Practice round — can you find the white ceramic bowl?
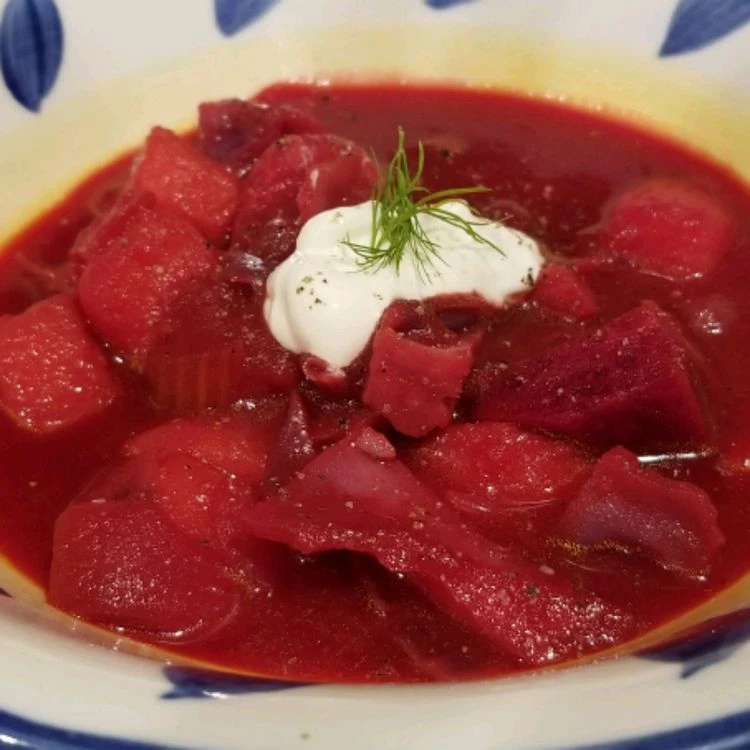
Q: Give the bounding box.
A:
[0,1,749,747]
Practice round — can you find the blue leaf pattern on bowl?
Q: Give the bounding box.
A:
[214,0,280,36]
[425,0,479,8]
[0,0,62,112]
[660,0,750,56]
[638,607,750,678]
[161,665,308,699]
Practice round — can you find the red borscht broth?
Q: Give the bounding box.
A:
[0,83,749,683]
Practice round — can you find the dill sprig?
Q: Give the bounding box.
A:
[342,128,503,279]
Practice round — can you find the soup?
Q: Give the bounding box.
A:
[0,83,749,683]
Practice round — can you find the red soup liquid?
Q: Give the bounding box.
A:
[0,83,749,683]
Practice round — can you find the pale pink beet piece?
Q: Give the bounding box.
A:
[532,265,599,320]
[77,205,218,368]
[129,127,240,244]
[559,446,724,571]
[363,301,480,437]
[600,179,736,280]
[49,497,241,639]
[0,294,119,433]
[476,301,712,453]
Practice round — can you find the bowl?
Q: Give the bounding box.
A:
[0,1,749,748]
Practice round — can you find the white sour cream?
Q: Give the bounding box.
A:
[263,200,543,368]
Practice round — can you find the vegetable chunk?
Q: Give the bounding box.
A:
[476,302,711,453]
[559,446,724,571]
[49,498,241,639]
[363,301,480,437]
[600,179,736,280]
[0,295,118,433]
[532,265,599,320]
[130,127,240,244]
[77,205,218,367]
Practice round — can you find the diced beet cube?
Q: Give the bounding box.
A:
[559,446,724,571]
[77,205,218,367]
[0,295,118,433]
[405,423,591,526]
[198,99,324,174]
[233,134,377,269]
[49,497,241,639]
[476,302,712,453]
[144,282,298,412]
[532,265,599,320]
[417,555,635,666]
[245,427,501,573]
[600,179,736,280]
[129,127,240,244]
[363,301,480,437]
[125,414,272,485]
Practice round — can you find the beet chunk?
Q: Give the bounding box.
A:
[77,205,218,368]
[0,295,118,433]
[363,301,481,437]
[600,179,736,280]
[405,422,591,526]
[233,134,377,268]
[417,555,635,667]
[559,446,724,571]
[476,301,711,453]
[49,497,241,640]
[198,99,324,174]
[129,127,240,244]
[532,264,599,320]
[125,413,273,485]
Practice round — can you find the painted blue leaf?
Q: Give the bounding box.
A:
[214,0,280,36]
[660,0,750,56]
[425,0,479,8]
[638,607,750,678]
[161,665,308,699]
[0,0,63,112]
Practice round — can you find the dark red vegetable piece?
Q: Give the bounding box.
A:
[49,497,241,641]
[198,99,324,174]
[363,301,481,437]
[77,205,217,368]
[532,264,599,320]
[600,179,736,280]
[129,127,240,244]
[232,134,377,268]
[263,391,317,488]
[559,446,724,571]
[476,301,712,453]
[0,294,119,433]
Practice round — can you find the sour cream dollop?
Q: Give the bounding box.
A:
[263,200,544,368]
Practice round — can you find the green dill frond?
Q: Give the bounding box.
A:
[341,128,504,280]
